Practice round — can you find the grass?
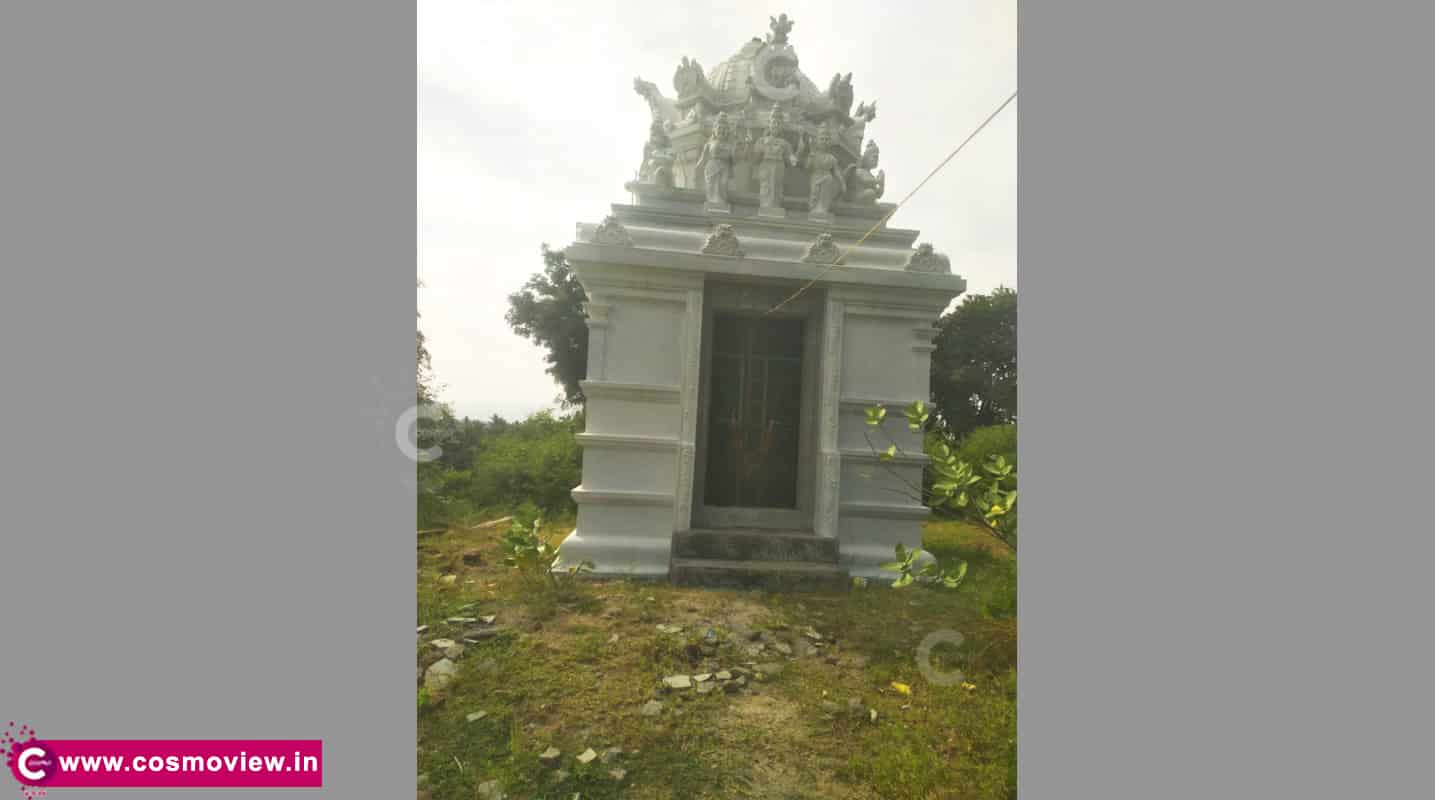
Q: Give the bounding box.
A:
[417,516,1015,799]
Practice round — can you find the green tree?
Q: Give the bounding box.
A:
[506,245,589,406]
[930,287,1016,438]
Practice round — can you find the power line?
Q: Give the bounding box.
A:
[765,89,1018,315]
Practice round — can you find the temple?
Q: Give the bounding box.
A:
[558,13,966,588]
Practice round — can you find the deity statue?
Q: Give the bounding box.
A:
[767,13,794,45]
[844,140,886,204]
[827,73,854,119]
[751,106,798,213]
[638,120,675,188]
[805,127,846,218]
[695,112,737,208]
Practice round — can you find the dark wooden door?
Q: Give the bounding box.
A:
[703,313,804,509]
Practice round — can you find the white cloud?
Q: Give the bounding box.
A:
[418,0,1016,421]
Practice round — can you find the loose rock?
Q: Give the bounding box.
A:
[662,675,692,690]
[600,747,622,764]
[576,748,597,765]
[423,658,457,693]
[429,638,456,651]
[715,670,732,681]
[640,699,664,717]
[539,747,561,766]
[479,615,497,625]
[609,767,627,781]
[476,779,504,799]
[466,711,488,723]
[439,574,457,585]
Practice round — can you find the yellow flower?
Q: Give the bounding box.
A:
[890,681,912,696]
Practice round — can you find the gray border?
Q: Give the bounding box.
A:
[1023,1,1434,796]
[0,3,414,797]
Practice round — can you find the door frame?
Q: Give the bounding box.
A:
[691,281,822,531]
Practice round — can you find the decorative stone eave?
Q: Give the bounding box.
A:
[624,183,908,242]
[564,239,965,299]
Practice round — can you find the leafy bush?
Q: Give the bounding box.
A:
[881,542,969,589]
[866,401,1017,554]
[956,423,1017,471]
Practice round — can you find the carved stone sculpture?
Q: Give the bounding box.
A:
[638,120,675,188]
[802,232,842,264]
[905,243,952,274]
[752,106,798,216]
[767,13,794,45]
[701,224,745,257]
[805,127,846,221]
[844,140,885,204]
[826,73,854,119]
[695,112,737,211]
[593,215,633,247]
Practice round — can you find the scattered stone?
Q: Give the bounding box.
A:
[607,633,620,645]
[416,625,429,635]
[640,699,664,717]
[820,700,842,714]
[443,642,466,659]
[551,770,570,784]
[439,574,457,585]
[755,661,786,677]
[662,675,693,690]
[479,614,497,625]
[715,670,732,681]
[475,515,513,530]
[448,616,478,624]
[746,644,765,657]
[724,676,746,692]
[600,747,622,764]
[466,710,488,723]
[869,708,878,723]
[803,627,824,642]
[576,748,598,765]
[476,779,504,799]
[609,767,627,782]
[539,747,562,766]
[429,638,456,651]
[694,673,712,682]
[774,642,793,657]
[696,682,716,695]
[655,623,683,634]
[423,658,457,693]
[464,629,498,643]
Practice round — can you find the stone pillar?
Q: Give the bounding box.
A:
[814,292,845,540]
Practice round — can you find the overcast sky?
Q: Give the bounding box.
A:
[418,0,1016,421]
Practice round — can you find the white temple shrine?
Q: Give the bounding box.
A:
[557,13,966,588]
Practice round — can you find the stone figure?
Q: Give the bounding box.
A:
[802,232,842,264]
[673,56,708,97]
[805,127,846,219]
[639,120,675,188]
[751,106,798,214]
[827,73,854,118]
[844,140,885,204]
[701,224,745,257]
[695,112,737,208]
[768,13,794,45]
[905,243,952,274]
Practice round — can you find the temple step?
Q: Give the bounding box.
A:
[672,528,839,563]
[669,557,849,592]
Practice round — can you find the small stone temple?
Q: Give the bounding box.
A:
[558,13,966,588]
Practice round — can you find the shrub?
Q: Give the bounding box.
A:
[956,423,1017,471]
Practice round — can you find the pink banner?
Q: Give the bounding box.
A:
[7,739,322,788]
